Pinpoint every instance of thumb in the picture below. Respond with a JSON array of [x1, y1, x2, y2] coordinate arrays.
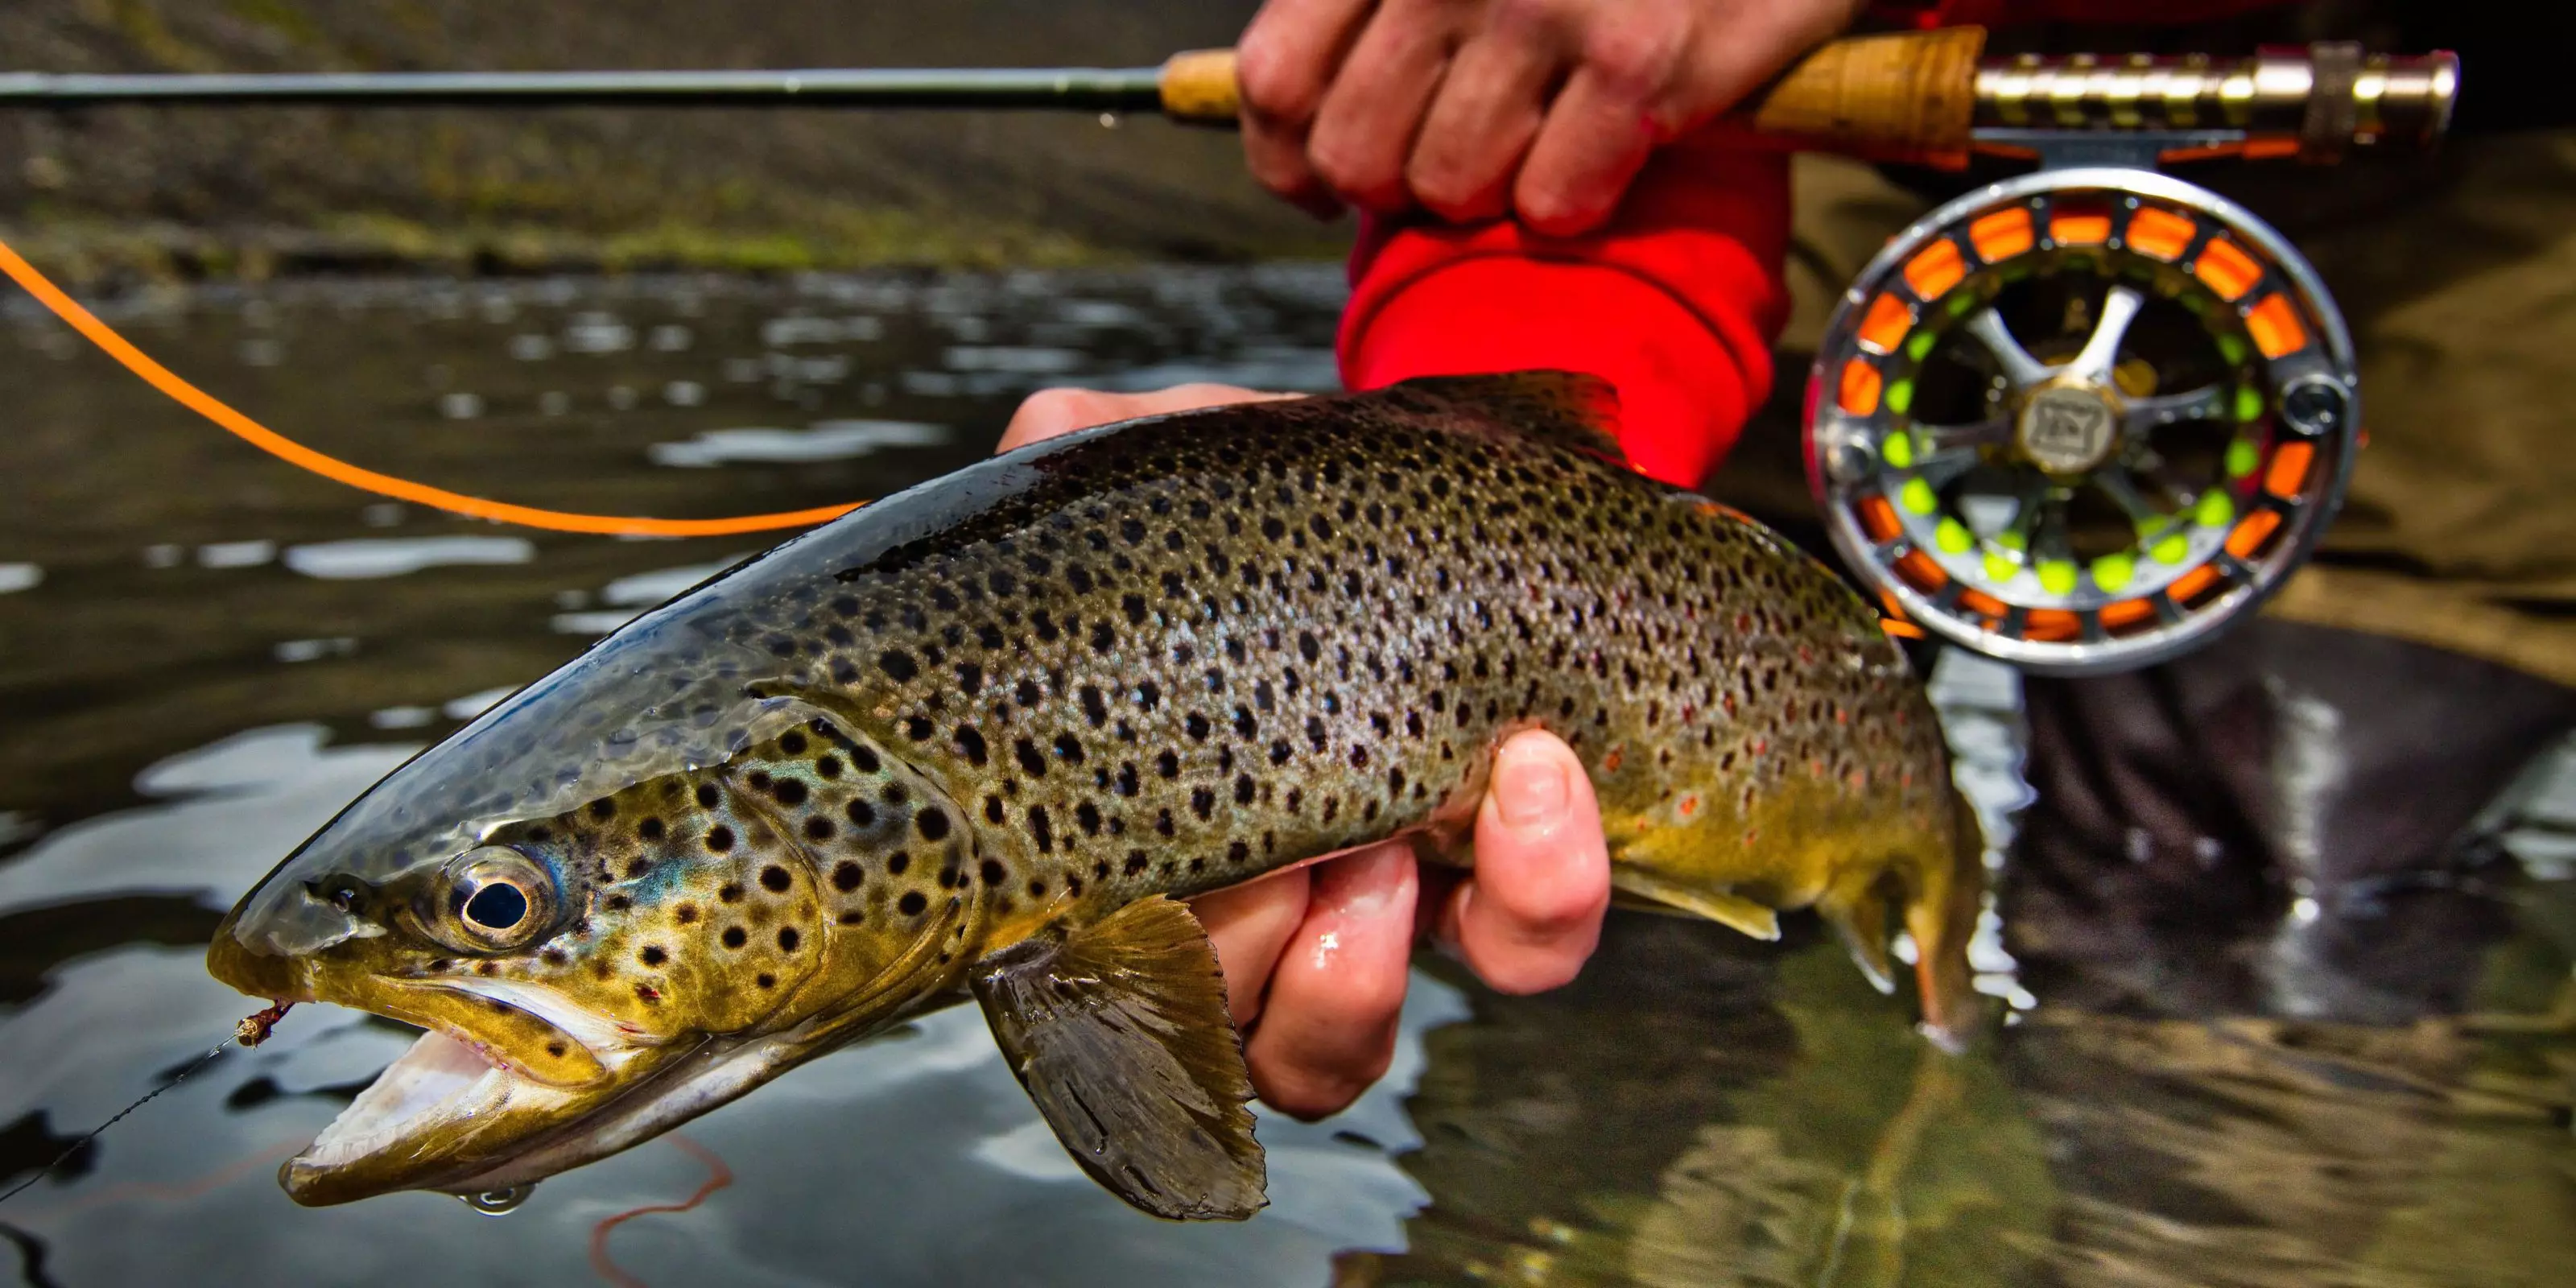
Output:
[[1443, 730, 1611, 994]]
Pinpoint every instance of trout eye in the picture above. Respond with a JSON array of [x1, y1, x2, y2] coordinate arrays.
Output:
[[464, 882, 530, 931], [431, 845, 560, 952]]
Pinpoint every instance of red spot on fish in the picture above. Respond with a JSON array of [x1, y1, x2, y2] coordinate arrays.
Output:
[[1744, 828, 1760, 847], [1678, 795, 1699, 818], [1752, 738, 1767, 757], [1604, 747, 1624, 774]]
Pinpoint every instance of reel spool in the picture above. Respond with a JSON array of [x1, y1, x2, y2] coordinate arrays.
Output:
[[1808, 167, 2360, 675], [1801, 39, 2456, 675]]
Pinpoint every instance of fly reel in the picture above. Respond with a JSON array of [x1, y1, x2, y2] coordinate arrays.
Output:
[[1804, 43, 2454, 674]]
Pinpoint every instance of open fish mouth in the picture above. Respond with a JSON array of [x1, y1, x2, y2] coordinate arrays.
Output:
[[278, 979, 640, 1205], [300, 1026, 519, 1171]]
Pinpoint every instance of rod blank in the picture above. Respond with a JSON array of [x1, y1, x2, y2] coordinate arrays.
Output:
[[0, 67, 1168, 110]]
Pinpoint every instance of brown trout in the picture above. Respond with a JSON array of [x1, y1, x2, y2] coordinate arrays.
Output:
[[207, 373, 1982, 1220]]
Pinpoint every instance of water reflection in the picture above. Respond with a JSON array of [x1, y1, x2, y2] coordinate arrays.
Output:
[[0, 266, 2565, 1286]]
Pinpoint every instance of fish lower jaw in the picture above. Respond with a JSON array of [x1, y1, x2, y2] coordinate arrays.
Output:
[[291, 1027, 526, 1189]]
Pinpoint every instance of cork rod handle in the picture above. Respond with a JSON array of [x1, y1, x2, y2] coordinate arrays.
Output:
[[1158, 27, 1985, 164]]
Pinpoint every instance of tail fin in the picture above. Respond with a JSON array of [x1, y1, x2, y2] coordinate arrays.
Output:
[[1904, 788, 1989, 1053]]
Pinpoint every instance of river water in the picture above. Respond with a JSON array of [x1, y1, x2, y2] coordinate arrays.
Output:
[[0, 266, 2566, 1286]]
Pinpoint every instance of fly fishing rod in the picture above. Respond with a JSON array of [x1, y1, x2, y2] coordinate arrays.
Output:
[[0, 28, 2462, 673]]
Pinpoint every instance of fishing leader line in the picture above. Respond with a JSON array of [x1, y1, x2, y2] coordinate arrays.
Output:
[[0, 1004, 293, 1209], [0, 234, 861, 539]]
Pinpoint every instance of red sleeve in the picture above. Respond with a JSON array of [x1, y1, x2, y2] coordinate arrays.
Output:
[[1338, 138, 1789, 489]]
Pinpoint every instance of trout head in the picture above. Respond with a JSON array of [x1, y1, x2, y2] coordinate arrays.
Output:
[[208, 704, 983, 1206]]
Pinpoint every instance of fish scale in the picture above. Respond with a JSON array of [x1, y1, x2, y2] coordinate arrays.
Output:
[[207, 373, 1981, 1216]]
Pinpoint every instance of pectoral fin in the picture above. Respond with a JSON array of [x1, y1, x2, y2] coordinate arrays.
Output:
[[1608, 868, 1781, 941], [969, 894, 1265, 1221]]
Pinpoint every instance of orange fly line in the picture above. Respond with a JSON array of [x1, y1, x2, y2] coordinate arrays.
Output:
[[0, 234, 861, 538]]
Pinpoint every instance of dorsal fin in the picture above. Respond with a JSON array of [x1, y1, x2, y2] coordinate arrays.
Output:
[[1385, 372, 1627, 465]]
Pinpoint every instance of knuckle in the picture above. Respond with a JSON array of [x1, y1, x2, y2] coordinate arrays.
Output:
[[1406, 159, 1483, 217], [1581, 24, 1682, 103], [1307, 138, 1396, 207], [1232, 35, 1317, 122], [1490, 0, 1571, 39]]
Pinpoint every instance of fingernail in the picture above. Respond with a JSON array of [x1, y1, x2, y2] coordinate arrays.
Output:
[[1495, 745, 1567, 829]]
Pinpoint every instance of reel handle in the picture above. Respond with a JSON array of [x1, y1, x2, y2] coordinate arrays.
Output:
[[1161, 30, 2458, 166]]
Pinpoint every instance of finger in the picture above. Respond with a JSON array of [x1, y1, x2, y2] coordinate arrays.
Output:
[[1305, 1, 1463, 211], [1439, 730, 1609, 994], [1237, 0, 1378, 215], [1512, 60, 1662, 237], [1243, 842, 1419, 1119], [1404, 15, 1564, 221], [1191, 866, 1313, 1027], [997, 384, 1288, 452]]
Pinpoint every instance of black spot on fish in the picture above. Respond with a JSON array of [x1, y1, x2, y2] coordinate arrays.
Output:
[[851, 745, 881, 774], [1079, 685, 1109, 728], [899, 892, 928, 916], [1075, 802, 1102, 836], [720, 883, 745, 903], [1154, 749, 1179, 779], [1228, 840, 1250, 865], [706, 826, 736, 853], [638, 818, 665, 840], [1013, 738, 1046, 778], [880, 650, 919, 683], [1124, 850, 1149, 875], [779, 732, 807, 756], [675, 904, 699, 924], [1191, 787, 1215, 821], [955, 663, 984, 696], [696, 783, 721, 808], [887, 851, 911, 875], [846, 799, 877, 828], [778, 928, 801, 952], [757, 973, 778, 989], [805, 816, 835, 842], [1053, 733, 1085, 765], [1234, 774, 1255, 805], [774, 779, 807, 807], [916, 807, 951, 841], [761, 865, 792, 893], [639, 946, 667, 967], [954, 725, 988, 766], [590, 799, 616, 820]]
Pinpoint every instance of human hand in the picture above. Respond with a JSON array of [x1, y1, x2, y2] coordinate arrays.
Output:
[[1001, 386, 1615, 1118], [1233, 0, 1868, 233]]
